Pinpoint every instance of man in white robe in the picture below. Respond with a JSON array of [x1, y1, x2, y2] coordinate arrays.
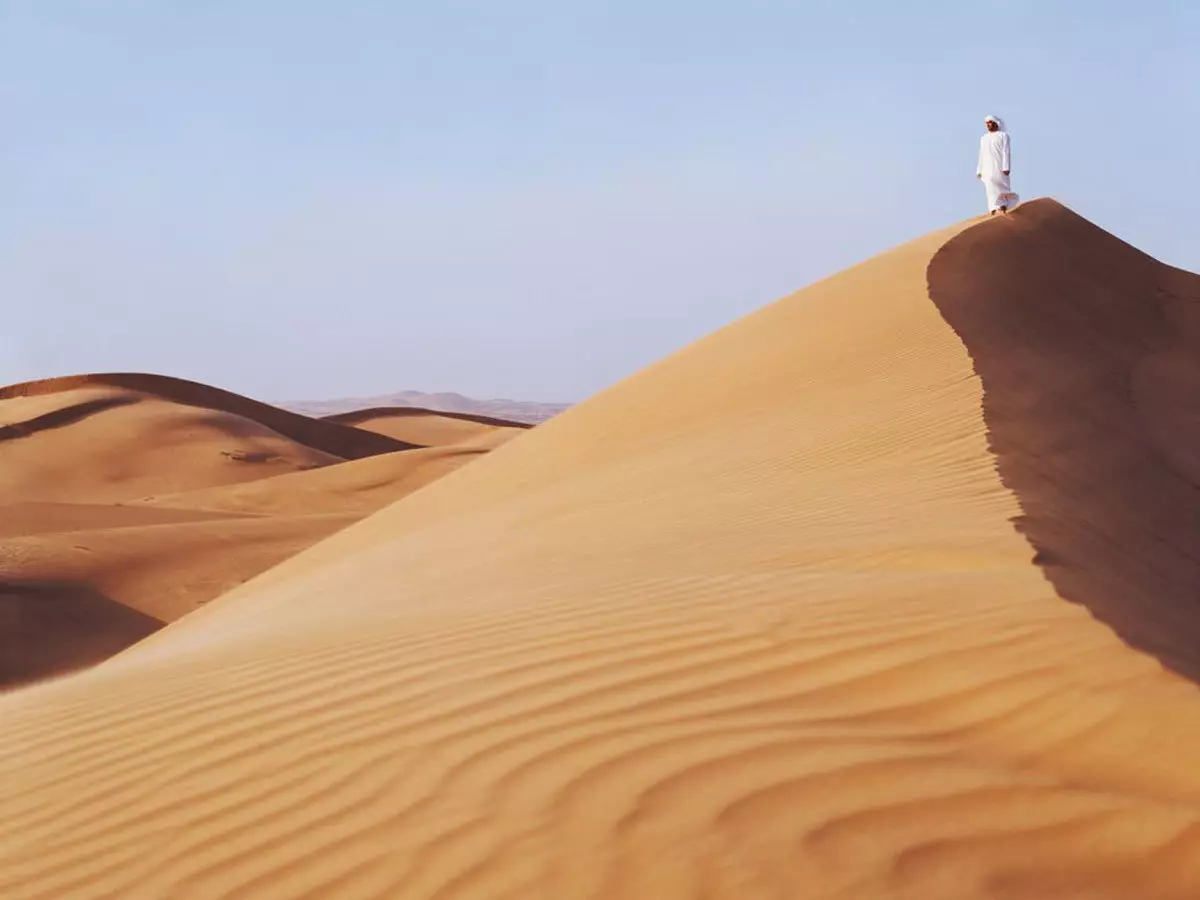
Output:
[[977, 115, 1019, 214]]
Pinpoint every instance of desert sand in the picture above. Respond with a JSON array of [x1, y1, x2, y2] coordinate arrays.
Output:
[[284, 390, 569, 424], [3, 199, 1200, 898], [0, 378, 522, 689], [321, 407, 529, 448]]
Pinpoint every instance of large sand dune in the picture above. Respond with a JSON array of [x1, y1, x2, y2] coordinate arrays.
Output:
[[4, 200, 1200, 898]]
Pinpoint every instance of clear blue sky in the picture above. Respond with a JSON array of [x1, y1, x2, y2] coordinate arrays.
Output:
[[2, 2, 1196, 402]]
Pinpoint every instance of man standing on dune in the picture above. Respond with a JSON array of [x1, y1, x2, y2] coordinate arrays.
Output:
[[977, 115, 1018, 215]]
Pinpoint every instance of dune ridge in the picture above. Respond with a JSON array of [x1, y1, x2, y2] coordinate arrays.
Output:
[[0, 373, 414, 460], [320, 407, 528, 448], [284, 389, 569, 424], [139, 444, 498, 516], [4, 200, 1200, 898]]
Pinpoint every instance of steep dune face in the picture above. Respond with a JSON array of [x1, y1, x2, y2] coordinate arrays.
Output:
[[927, 202, 1200, 681], [5, 201, 1200, 898]]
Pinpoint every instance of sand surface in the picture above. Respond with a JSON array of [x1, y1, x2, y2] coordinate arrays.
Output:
[[322, 407, 529, 448], [285, 390, 570, 424], [3, 200, 1200, 898], [0, 382, 519, 690]]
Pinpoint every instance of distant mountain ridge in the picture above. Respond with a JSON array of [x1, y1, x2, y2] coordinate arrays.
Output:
[[280, 390, 571, 424]]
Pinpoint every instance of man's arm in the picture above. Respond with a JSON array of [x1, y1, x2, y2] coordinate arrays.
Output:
[[1001, 134, 1011, 175]]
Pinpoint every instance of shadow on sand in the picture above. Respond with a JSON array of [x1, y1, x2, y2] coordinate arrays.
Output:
[[0, 579, 162, 691], [927, 199, 1200, 684]]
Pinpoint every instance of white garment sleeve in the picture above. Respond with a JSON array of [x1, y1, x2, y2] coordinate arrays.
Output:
[[1000, 134, 1011, 172], [976, 141, 984, 177]]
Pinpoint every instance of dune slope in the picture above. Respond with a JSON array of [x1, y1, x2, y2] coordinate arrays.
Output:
[[927, 206, 1200, 681], [322, 407, 529, 447], [0, 578, 161, 691], [138, 444, 499, 517], [0, 387, 350, 504], [0, 446, 508, 689], [3, 200, 1200, 898], [0, 382, 515, 689], [1, 512, 358, 627]]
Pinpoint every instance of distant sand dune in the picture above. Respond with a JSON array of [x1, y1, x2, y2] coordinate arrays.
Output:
[[0, 387, 341, 504], [141, 444, 499, 516], [927, 204, 1200, 682], [0, 383, 523, 691], [323, 406, 529, 447], [1, 512, 357, 624], [3, 200, 1200, 898], [0, 373, 413, 460]]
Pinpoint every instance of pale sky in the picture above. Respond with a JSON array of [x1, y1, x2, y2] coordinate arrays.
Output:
[[2, 2, 1196, 403]]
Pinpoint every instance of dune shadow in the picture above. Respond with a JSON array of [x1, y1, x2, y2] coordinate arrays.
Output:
[[0, 373, 417, 459], [0, 395, 143, 444], [0, 579, 162, 691], [323, 406, 533, 430], [927, 200, 1200, 684]]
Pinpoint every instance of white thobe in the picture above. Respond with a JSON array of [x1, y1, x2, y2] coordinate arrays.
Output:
[[977, 131, 1016, 212]]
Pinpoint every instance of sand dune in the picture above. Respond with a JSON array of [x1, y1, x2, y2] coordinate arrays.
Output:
[[284, 389, 570, 424], [0, 387, 342, 504], [4, 200, 1200, 898], [140, 444, 501, 516], [0, 501, 242, 538], [0, 383, 522, 690], [1, 513, 357, 688], [322, 407, 529, 447], [2, 512, 356, 620], [0, 578, 160, 695], [0, 373, 412, 463]]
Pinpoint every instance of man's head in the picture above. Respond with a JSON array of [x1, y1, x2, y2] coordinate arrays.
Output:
[[984, 116, 1002, 132]]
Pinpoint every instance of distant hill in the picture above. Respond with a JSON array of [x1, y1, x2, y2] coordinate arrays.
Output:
[[279, 390, 571, 424]]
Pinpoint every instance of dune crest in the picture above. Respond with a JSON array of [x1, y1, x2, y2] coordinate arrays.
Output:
[[927, 203, 1200, 681], [4, 200, 1200, 898], [320, 407, 529, 448], [0, 373, 413, 462]]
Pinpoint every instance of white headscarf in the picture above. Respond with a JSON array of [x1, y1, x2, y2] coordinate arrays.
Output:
[[984, 115, 1006, 130]]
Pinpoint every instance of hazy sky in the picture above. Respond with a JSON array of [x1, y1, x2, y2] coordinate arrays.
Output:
[[2, 2, 1196, 403]]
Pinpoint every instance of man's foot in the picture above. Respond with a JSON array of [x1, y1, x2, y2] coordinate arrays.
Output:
[[999, 205, 1008, 213]]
